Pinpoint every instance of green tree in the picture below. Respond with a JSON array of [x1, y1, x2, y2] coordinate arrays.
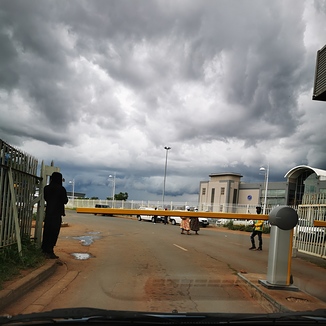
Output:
[[114, 192, 128, 201]]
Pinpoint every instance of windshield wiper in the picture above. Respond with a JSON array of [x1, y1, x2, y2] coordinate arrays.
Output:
[[1, 307, 325, 325]]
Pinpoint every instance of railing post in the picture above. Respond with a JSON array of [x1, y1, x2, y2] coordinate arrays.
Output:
[[8, 168, 22, 256], [35, 162, 60, 247]]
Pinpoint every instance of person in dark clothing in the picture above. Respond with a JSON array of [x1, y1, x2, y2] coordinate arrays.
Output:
[[190, 217, 200, 234], [41, 172, 68, 259], [153, 207, 158, 224], [163, 207, 168, 225]]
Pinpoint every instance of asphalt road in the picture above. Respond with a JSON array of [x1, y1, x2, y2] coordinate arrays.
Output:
[[4, 210, 326, 315]]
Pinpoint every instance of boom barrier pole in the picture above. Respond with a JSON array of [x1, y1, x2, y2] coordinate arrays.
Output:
[[259, 206, 298, 290], [76, 207, 269, 220]]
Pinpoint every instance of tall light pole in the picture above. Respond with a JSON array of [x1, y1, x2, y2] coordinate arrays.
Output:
[[69, 179, 75, 208], [259, 164, 269, 214], [162, 146, 171, 209], [109, 173, 116, 201]]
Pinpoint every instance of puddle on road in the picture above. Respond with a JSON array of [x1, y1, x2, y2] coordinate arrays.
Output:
[[71, 253, 93, 260], [286, 296, 309, 303], [68, 232, 100, 259], [73, 232, 101, 246]]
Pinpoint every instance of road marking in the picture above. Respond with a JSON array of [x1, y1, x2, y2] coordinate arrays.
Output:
[[173, 244, 188, 251]]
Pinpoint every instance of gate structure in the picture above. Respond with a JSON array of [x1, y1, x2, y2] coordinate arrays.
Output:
[[294, 193, 326, 258], [0, 140, 39, 254], [0, 139, 61, 255]]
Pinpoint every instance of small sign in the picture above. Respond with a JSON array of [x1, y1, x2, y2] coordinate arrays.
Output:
[[247, 195, 252, 201]]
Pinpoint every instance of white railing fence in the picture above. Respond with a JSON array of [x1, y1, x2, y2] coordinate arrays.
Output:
[[293, 204, 326, 259], [66, 199, 199, 210], [67, 199, 268, 214]]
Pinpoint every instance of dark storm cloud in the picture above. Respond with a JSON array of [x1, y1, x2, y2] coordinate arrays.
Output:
[[0, 30, 20, 89], [0, 0, 325, 200]]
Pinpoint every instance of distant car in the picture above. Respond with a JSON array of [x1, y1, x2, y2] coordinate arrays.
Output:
[[215, 219, 229, 226], [137, 207, 162, 223], [168, 216, 182, 225], [199, 217, 209, 227], [94, 204, 112, 216], [95, 204, 110, 208], [169, 216, 209, 227]]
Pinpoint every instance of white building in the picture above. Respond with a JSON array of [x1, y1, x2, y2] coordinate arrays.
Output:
[[198, 165, 326, 213]]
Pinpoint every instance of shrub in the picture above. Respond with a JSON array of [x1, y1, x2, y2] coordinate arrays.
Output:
[[223, 220, 270, 234]]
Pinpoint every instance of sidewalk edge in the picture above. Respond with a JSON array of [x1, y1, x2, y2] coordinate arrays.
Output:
[[238, 273, 292, 313], [0, 260, 58, 311], [238, 272, 326, 313]]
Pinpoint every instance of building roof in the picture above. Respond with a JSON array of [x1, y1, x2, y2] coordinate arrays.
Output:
[[209, 172, 243, 178], [284, 165, 326, 181]]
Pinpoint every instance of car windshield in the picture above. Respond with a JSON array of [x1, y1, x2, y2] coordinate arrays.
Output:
[[1, 0, 326, 324]]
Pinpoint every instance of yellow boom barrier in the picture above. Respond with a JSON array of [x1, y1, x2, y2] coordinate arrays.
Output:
[[76, 207, 269, 220], [314, 220, 326, 227]]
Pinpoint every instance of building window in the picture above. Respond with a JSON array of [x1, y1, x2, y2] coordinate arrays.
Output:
[[260, 189, 286, 206], [233, 189, 238, 204], [202, 188, 206, 195], [211, 188, 215, 204], [221, 187, 225, 195], [262, 189, 286, 197]]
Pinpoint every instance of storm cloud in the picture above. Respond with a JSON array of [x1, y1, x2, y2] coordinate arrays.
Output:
[[0, 0, 325, 201]]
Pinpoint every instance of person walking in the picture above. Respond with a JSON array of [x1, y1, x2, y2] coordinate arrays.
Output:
[[180, 216, 191, 235], [249, 206, 264, 251], [41, 172, 68, 259], [190, 217, 200, 234]]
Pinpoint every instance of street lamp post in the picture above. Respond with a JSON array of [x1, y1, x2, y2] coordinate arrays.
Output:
[[109, 173, 116, 202], [69, 179, 75, 208], [259, 164, 269, 215], [162, 146, 171, 209]]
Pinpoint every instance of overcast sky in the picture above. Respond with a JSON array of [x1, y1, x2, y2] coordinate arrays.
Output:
[[1, 0, 325, 202]]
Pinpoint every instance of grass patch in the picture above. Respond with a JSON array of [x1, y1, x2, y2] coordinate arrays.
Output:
[[0, 237, 45, 290]]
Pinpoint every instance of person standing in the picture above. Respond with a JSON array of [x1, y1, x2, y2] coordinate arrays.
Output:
[[163, 207, 168, 225], [41, 172, 68, 259], [190, 217, 200, 234], [249, 206, 264, 251], [153, 207, 158, 224]]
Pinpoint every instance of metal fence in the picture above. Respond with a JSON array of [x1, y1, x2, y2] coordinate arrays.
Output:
[[67, 199, 266, 214], [293, 193, 326, 258], [66, 199, 200, 210], [0, 140, 39, 253], [293, 204, 326, 258]]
